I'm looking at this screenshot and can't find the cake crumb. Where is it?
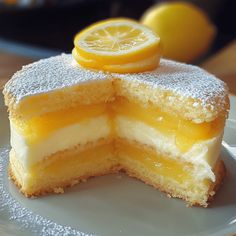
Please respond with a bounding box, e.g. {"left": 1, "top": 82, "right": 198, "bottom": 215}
{"left": 54, "top": 187, "right": 64, "bottom": 194}
{"left": 186, "top": 203, "right": 191, "bottom": 208}
{"left": 167, "top": 194, "right": 172, "bottom": 198}
{"left": 209, "top": 191, "right": 215, "bottom": 196}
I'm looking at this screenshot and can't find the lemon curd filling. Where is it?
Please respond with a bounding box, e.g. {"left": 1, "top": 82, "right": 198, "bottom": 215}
{"left": 12, "top": 97, "right": 224, "bottom": 151}
{"left": 117, "top": 141, "right": 193, "bottom": 184}
{"left": 27, "top": 141, "right": 202, "bottom": 189}
{"left": 114, "top": 98, "right": 224, "bottom": 152}
{"left": 29, "top": 143, "right": 115, "bottom": 180}
{"left": 14, "top": 143, "right": 116, "bottom": 192}
{"left": 12, "top": 103, "right": 108, "bottom": 144}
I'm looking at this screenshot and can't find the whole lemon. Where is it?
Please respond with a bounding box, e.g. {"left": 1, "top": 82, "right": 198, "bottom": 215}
{"left": 141, "top": 1, "right": 216, "bottom": 62}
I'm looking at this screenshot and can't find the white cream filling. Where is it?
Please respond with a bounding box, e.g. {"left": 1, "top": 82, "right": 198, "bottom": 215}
{"left": 11, "top": 115, "right": 111, "bottom": 169}
{"left": 115, "top": 116, "right": 223, "bottom": 181}
{"left": 11, "top": 114, "right": 223, "bottom": 182}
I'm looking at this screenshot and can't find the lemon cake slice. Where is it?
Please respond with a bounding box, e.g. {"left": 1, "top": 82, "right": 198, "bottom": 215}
{"left": 3, "top": 19, "right": 229, "bottom": 207}
{"left": 3, "top": 53, "right": 229, "bottom": 207}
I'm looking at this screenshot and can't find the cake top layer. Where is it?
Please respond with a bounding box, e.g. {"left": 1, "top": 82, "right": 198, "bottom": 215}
{"left": 3, "top": 54, "right": 228, "bottom": 122}
{"left": 114, "top": 59, "right": 228, "bottom": 108}
{"left": 4, "top": 54, "right": 227, "bottom": 105}
{"left": 3, "top": 54, "right": 109, "bottom": 104}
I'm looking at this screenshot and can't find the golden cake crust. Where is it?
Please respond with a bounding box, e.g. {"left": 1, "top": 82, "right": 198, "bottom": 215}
{"left": 3, "top": 54, "right": 229, "bottom": 122}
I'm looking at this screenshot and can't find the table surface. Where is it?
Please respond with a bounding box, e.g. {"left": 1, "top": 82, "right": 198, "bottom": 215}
{"left": 0, "top": 42, "right": 235, "bottom": 94}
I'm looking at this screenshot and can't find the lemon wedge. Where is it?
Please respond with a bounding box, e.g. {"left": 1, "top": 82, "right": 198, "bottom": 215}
{"left": 73, "top": 18, "right": 161, "bottom": 73}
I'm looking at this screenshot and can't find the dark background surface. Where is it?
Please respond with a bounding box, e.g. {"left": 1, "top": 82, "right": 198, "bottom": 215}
{"left": 0, "top": 0, "right": 235, "bottom": 53}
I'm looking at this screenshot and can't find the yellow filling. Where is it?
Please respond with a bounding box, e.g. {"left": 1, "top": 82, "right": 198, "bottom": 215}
{"left": 30, "top": 143, "right": 114, "bottom": 178}
{"left": 12, "top": 98, "right": 224, "bottom": 151}
{"left": 114, "top": 98, "right": 224, "bottom": 151}
{"left": 13, "top": 103, "right": 108, "bottom": 144}
{"left": 29, "top": 142, "right": 198, "bottom": 186}
{"left": 117, "top": 141, "right": 193, "bottom": 183}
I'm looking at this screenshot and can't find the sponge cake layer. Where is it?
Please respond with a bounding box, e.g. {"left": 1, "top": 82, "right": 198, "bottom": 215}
{"left": 3, "top": 54, "right": 229, "bottom": 122}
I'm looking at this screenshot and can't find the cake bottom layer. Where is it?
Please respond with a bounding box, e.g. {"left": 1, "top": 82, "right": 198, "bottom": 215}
{"left": 116, "top": 140, "right": 225, "bottom": 207}
{"left": 9, "top": 140, "right": 118, "bottom": 197}
{"left": 9, "top": 140, "right": 226, "bottom": 207}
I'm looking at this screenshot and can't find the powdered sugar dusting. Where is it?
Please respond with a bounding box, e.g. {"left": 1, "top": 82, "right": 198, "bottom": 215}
{"left": 0, "top": 147, "right": 93, "bottom": 236}
{"left": 114, "top": 59, "right": 228, "bottom": 107}
{"left": 3, "top": 54, "right": 228, "bottom": 109}
{"left": 3, "top": 54, "right": 108, "bottom": 103}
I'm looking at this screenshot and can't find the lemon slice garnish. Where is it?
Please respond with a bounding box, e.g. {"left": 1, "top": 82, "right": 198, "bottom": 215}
{"left": 73, "top": 18, "right": 161, "bottom": 73}
{"left": 72, "top": 47, "right": 160, "bottom": 73}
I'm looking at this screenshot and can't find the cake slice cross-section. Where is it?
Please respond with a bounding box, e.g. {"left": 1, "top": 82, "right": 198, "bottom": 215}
{"left": 3, "top": 54, "right": 229, "bottom": 207}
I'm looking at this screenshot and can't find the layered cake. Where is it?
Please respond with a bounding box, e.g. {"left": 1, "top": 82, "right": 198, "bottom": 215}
{"left": 3, "top": 19, "right": 229, "bottom": 207}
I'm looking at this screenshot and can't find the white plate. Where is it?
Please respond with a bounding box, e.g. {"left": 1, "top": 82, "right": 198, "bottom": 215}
{"left": 0, "top": 94, "right": 236, "bottom": 236}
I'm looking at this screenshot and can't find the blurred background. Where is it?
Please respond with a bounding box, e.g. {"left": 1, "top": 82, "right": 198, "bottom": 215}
{"left": 0, "top": 0, "right": 235, "bottom": 52}
{"left": 0, "top": 0, "right": 235, "bottom": 92}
